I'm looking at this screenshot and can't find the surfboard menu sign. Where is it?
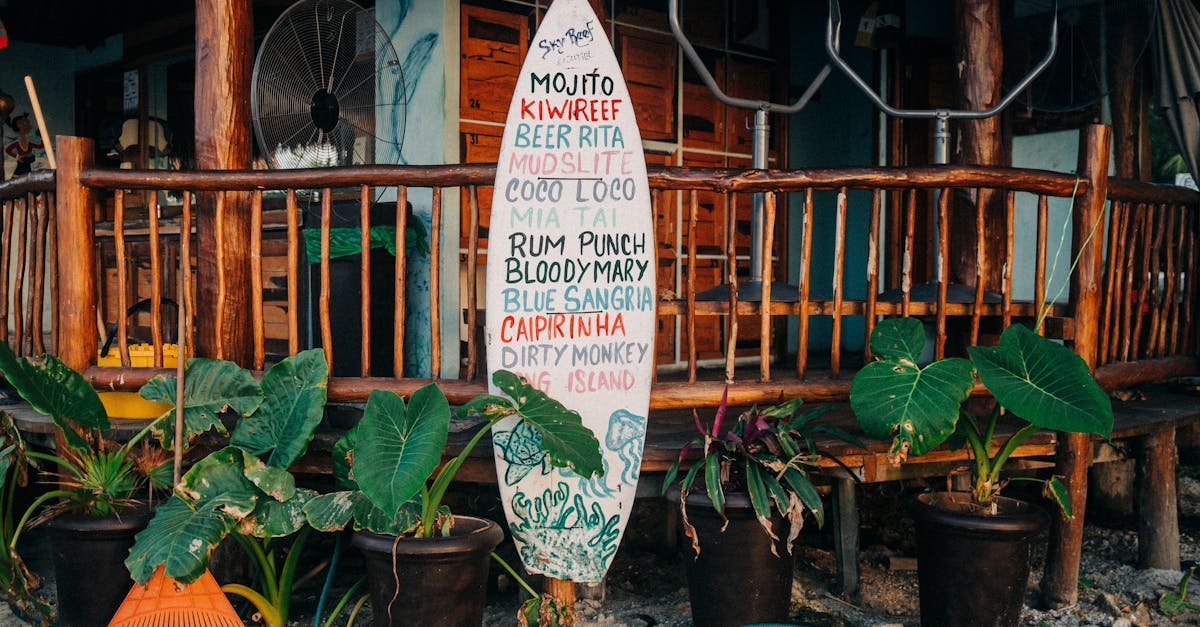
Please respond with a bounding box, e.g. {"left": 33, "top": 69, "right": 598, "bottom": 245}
{"left": 486, "top": 0, "right": 654, "bottom": 583}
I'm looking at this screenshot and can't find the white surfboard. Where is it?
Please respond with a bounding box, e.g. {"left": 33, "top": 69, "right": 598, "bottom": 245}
{"left": 486, "top": 0, "right": 654, "bottom": 583}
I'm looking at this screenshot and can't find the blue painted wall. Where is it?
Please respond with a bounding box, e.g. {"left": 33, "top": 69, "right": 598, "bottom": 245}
{"left": 786, "top": 0, "right": 876, "bottom": 355}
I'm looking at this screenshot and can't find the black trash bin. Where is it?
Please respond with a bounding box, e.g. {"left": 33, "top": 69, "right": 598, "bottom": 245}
{"left": 302, "top": 195, "right": 403, "bottom": 377}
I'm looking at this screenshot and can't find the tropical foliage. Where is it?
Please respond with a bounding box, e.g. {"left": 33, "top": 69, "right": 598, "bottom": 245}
{"left": 661, "top": 390, "right": 860, "bottom": 552}
{"left": 303, "top": 370, "right": 603, "bottom": 538}
{"left": 125, "top": 349, "right": 328, "bottom": 627}
{"left": 850, "top": 318, "right": 1113, "bottom": 514}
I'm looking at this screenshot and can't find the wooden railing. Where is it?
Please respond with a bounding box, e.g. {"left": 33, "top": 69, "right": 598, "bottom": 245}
{"left": 0, "top": 171, "right": 56, "bottom": 358}
{"left": 4, "top": 124, "right": 1188, "bottom": 613}
{"left": 34, "top": 130, "right": 1194, "bottom": 410}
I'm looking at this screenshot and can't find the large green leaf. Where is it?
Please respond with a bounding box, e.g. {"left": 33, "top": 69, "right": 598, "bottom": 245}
{"left": 241, "top": 488, "right": 316, "bottom": 538}
{"left": 302, "top": 490, "right": 420, "bottom": 535}
{"left": 177, "top": 447, "right": 260, "bottom": 506}
{"left": 850, "top": 321, "right": 975, "bottom": 458}
{"left": 125, "top": 492, "right": 253, "bottom": 584}
{"left": 230, "top": 349, "right": 329, "bottom": 468}
{"left": 869, "top": 317, "right": 926, "bottom": 362}
{"left": 492, "top": 370, "right": 603, "bottom": 478}
{"left": 142, "top": 358, "right": 263, "bottom": 449}
{"left": 968, "top": 325, "right": 1112, "bottom": 436}
{"left": 0, "top": 342, "right": 106, "bottom": 450}
{"left": 354, "top": 386, "right": 450, "bottom": 515}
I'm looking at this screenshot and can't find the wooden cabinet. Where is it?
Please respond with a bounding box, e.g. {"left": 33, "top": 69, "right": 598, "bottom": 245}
{"left": 617, "top": 27, "right": 677, "bottom": 141}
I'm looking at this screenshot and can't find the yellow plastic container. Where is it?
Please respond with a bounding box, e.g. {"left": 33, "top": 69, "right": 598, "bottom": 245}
{"left": 99, "top": 392, "right": 171, "bottom": 420}
{"left": 96, "top": 343, "right": 179, "bottom": 369}
{"left": 96, "top": 343, "right": 178, "bottom": 419}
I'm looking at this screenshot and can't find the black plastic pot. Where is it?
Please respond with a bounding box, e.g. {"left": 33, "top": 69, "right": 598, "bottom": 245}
{"left": 44, "top": 507, "right": 150, "bottom": 627}
{"left": 909, "top": 492, "right": 1048, "bottom": 627}
{"left": 669, "top": 487, "right": 796, "bottom": 627}
{"left": 352, "top": 515, "right": 504, "bottom": 627}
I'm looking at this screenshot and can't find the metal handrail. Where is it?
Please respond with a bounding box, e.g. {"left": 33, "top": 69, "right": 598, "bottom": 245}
{"left": 825, "top": 0, "right": 1059, "bottom": 163}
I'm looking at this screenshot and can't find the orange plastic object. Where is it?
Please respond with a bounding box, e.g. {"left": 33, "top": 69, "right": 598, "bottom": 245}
{"left": 108, "top": 566, "right": 241, "bottom": 627}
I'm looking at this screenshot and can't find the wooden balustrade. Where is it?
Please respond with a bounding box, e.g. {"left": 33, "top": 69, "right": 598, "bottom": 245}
{"left": 32, "top": 130, "right": 1192, "bottom": 410}
{"left": 0, "top": 170, "right": 56, "bottom": 358}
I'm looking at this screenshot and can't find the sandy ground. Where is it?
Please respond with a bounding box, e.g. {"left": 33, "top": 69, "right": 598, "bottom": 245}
{"left": 1, "top": 453, "right": 1197, "bottom": 626}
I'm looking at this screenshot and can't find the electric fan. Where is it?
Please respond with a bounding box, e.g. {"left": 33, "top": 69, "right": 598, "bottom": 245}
{"left": 252, "top": 0, "right": 405, "bottom": 170}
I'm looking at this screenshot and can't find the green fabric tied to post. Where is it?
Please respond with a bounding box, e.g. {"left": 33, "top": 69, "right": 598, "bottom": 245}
{"left": 302, "top": 222, "right": 430, "bottom": 263}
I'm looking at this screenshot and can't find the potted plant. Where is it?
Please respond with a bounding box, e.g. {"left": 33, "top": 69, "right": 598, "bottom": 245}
{"left": 850, "top": 318, "right": 1113, "bottom": 626}
{"left": 123, "top": 348, "right": 328, "bottom": 627}
{"left": 303, "top": 370, "right": 603, "bottom": 627}
{"left": 661, "top": 390, "right": 859, "bottom": 627}
{"left": 0, "top": 340, "right": 173, "bottom": 626}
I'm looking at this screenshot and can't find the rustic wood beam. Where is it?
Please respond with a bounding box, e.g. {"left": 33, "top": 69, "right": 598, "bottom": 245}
{"left": 1041, "top": 124, "right": 1111, "bottom": 609}
{"left": 950, "top": 0, "right": 1006, "bottom": 291}
{"left": 194, "top": 0, "right": 254, "bottom": 364}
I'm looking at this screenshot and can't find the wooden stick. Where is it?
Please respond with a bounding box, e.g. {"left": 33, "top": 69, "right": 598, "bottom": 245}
{"left": 214, "top": 192, "right": 227, "bottom": 361}
{"left": 360, "top": 185, "right": 372, "bottom": 377}
{"left": 0, "top": 200, "right": 11, "bottom": 345}
{"left": 251, "top": 190, "right": 264, "bottom": 370}
{"left": 23, "top": 76, "right": 56, "bottom": 169}
{"left": 725, "top": 193, "right": 738, "bottom": 383}
{"left": 149, "top": 191, "right": 163, "bottom": 367}
{"left": 113, "top": 190, "right": 129, "bottom": 366}
{"left": 651, "top": 189, "right": 663, "bottom": 385}
{"left": 430, "top": 187, "right": 442, "bottom": 379}
{"left": 686, "top": 190, "right": 698, "bottom": 383}
{"left": 182, "top": 193, "right": 195, "bottom": 357}
{"left": 394, "top": 186, "right": 408, "bottom": 378}
{"left": 1108, "top": 200, "right": 1131, "bottom": 362}
{"left": 18, "top": 197, "right": 32, "bottom": 356}
{"left": 1136, "top": 205, "right": 1164, "bottom": 359}
{"left": 466, "top": 185, "right": 480, "bottom": 381}
{"left": 1100, "top": 200, "right": 1121, "bottom": 359}
{"left": 1180, "top": 210, "right": 1190, "bottom": 353}
{"left": 865, "top": 189, "right": 881, "bottom": 359}
{"left": 797, "top": 189, "right": 814, "bottom": 379}
{"left": 1002, "top": 190, "right": 1015, "bottom": 328}
{"left": 970, "top": 187, "right": 986, "bottom": 346}
{"left": 759, "top": 191, "right": 775, "bottom": 382}
{"left": 1130, "top": 204, "right": 1155, "bottom": 359}
{"left": 47, "top": 193, "right": 58, "bottom": 354}
{"left": 1120, "top": 204, "right": 1145, "bottom": 362}
{"left": 30, "top": 194, "right": 47, "bottom": 355}
{"left": 286, "top": 189, "right": 299, "bottom": 356}
{"left": 831, "top": 188, "right": 847, "bottom": 376}
{"left": 1154, "top": 204, "right": 1178, "bottom": 357}
{"left": 320, "top": 190, "right": 333, "bottom": 370}
{"left": 1164, "top": 205, "right": 1184, "bottom": 356}
{"left": 1035, "top": 195, "right": 1049, "bottom": 335}
{"left": 902, "top": 189, "right": 916, "bottom": 317}
{"left": 935, "top": 188, "right": 949, "bottom": 358}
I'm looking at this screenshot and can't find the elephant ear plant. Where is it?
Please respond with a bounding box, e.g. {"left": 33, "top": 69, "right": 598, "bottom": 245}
{"left": 125, "top": 348, "right": 329, "bottom": 627}
{"left": 303, "top": 370, "right": 603, "bottom": 537}
{"left": 850, "top": 318, "right": 1113, "bottom": 515}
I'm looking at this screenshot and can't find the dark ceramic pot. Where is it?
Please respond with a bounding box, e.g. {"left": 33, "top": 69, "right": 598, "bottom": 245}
{"left": 909, "top": 491, "right": 1048, "bottom": 627}
{"left": 352, "top": 515, "right": 504, "bottom": 627}
{"left": 44, "top": 507, "right": 150, "bottom": 627}
{"left": 669, "top": 486, "right": 796, "bottom": 627}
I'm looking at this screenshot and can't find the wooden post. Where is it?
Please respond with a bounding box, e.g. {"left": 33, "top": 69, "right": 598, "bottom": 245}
{"left": 544, "top": 576, "right": 576, "bottom": 614}
{"left": 53, "top": 136, "right": 97, "bottom": 373}
{"left": 1041, "top": 124, "right": 1110, "bottom": 609}
{"left": 1136, "top": 426, "right": 1180, "bottom": 570}
{"left": 194, "top": 0, "right": 253, "bottom": 364}
{"left": 832, "top": 476, "right": 860, "bottom": 598}
{"left": 950, "top": 0, "right": 1006, "bottom": 291}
